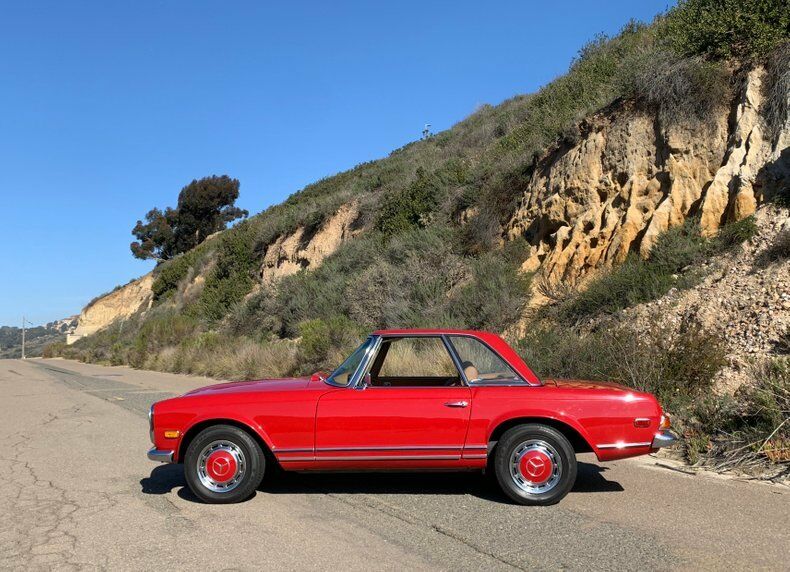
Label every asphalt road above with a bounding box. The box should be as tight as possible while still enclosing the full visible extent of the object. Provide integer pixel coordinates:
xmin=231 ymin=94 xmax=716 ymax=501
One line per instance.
xmin=1 ymin=358 xmax=788 ymax=571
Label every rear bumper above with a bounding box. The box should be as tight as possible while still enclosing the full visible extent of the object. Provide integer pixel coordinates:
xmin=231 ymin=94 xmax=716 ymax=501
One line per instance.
xmin=651 ymin=430 xmax=679 ymax=449
xmin=147 ymin=448 xmax=175 ymax=463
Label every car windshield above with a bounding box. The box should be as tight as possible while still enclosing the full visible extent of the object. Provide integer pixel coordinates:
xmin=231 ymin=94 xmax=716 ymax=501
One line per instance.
xmin=326 ymin=337 xmax=372 ymax=387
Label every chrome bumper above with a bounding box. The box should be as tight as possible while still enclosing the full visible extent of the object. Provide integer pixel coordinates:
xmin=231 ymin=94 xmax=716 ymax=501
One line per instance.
xmin=147 ymin=448 xmax=175 ymax=463
xmin=651 ymin=430 xmax=679 ymax=449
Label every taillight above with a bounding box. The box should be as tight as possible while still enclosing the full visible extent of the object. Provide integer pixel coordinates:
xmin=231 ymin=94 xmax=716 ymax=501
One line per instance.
xmin=659 ymin=414 xmax=671 ymax=430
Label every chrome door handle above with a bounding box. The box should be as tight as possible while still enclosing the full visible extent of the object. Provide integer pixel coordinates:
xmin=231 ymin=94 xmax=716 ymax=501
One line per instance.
xmin=444 ymin=401 xmax=469 ymax=408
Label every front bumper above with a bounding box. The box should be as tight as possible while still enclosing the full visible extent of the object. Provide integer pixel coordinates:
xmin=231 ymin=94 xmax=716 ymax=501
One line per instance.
xmin=651 ymin=430 xmax=679 ymax=449
xmin=147 ymin=448 xmax=175 ymax=463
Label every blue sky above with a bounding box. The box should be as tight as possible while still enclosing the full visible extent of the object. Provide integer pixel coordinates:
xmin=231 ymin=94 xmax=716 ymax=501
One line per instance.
xmin=0 ymin=0 xmax=672 ymax=326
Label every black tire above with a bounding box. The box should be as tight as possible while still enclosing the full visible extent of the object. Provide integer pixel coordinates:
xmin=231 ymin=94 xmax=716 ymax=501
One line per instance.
xmin=184 ymin=424 xmax=265 ymax=504
xmin=493 ymin=424 xmax=577 ymax=506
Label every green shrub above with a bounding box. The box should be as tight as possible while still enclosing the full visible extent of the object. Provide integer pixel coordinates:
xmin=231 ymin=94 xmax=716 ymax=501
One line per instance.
xmin=297 ymin=315 xmax=363 ymax=373
xmin=663 ymin=0 xmax=790 ymax=60
xmin=715 ymin=215 xmax=758 ymax=250
xmin=129 ymin=309 xmax=200 ymax=367
xmin=516 ymin=318 xmax=726 ymax=410
xmin=375 ymin=168 xmax=443 ymax=236
xmin=198 ymin=221 xmax=258 ymax=322
xmin=449 ymin=244 xmax=532 ymax=331
xmin=151 ymin=246 xmax=209 ymax=300
xmin=554 ymin=217 xmax=757 ymax=323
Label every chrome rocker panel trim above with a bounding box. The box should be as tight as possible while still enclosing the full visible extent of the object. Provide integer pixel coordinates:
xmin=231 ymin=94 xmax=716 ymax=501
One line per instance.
xmin=147 ymin=447 xmax=175 ymax=463
xmin=596 ymin=441 xmax=652 ymax=449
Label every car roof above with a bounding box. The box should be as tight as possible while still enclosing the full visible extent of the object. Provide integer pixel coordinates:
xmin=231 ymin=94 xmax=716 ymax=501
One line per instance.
xmin=372 ymin=328 xmax=488 ymax=336
xmin=370 ymin=329 xmax=541 ymax=385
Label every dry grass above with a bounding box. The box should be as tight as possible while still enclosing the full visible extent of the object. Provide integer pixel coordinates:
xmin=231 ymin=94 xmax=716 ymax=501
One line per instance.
xmin=379 ymin=339 xmax=457 ymax=377
xmin=148 ymin=335 xmax=298 ymax=380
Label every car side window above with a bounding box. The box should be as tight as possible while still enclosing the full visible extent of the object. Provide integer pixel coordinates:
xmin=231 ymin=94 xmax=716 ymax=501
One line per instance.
xmin=369 ymin=337 xmax=461 ymax=387
xmin=448 ymin=336 xmax=522 ymax=384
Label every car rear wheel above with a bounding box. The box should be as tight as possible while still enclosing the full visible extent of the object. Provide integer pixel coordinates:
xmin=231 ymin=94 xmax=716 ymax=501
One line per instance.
xmin=184 ymin=425 xmax=265 ymax=504
xmin=494 ymin=424 xmax=577 ymax=506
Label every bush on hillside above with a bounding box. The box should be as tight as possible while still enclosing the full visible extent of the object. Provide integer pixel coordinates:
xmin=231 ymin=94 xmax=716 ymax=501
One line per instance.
xmin=297 ymin=315 xmax=363 ymax=373
xmin=631 ymin=53 xmax=731 ymax=124
xmin=198 ymin=221 xmax=258 ymax=322
xmin=375 ymin=168 xmax=443 ymax=236
xmin=516 ymin=318 xmax=726 ymax=410
xmin=684 ymin=357 xmax=789 ymax=471
xmin=663 ymin=0 xmax=790 ymax=60
xmin=553 ymin=217 xmax=757 ymax=324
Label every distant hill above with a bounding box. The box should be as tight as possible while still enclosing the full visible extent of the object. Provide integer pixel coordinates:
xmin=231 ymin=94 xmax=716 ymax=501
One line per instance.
xmin=0 ymin=317 xmax=78 ymax=359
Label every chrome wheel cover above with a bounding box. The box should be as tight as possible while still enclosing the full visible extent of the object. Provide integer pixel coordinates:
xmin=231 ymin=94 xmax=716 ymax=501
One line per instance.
xmin=509 ymin=439 xmax=562 ymax=495
xmin=196 ymin=440 xmax=246 ymax=493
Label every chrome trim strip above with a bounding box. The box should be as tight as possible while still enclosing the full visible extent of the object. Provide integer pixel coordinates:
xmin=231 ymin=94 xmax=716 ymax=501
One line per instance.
xmin=596 ymin=441 xmax=652 ymax=449
xmin=147 ymin=447 xmax=174 ymax=463
xmin=276 ymin=445 xmax=486 ymax=456
xmin=313 ymin=455 xmax=460 ymax=461
xmin=651 ymin=430 xmax=678 ymax=448
xmin=316 ymin=445 xmax=463 ymax=452
xmin=278 ymin=457 xmax=314 ymax=462
xmin=461 ymin=454 xmax=488 ymax=459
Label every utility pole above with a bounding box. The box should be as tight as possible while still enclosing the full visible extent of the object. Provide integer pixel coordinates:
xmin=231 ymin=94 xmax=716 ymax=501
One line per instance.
xmin=21 ymin=316 xmax=33 ymax=359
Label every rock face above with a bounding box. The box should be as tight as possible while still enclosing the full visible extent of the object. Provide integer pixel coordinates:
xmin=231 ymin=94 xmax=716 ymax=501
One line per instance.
xmin=507 ymin=67 xmax=789 ymax=286
xmin=69 ymin=274 xmax=154 ymax=343
xmin=608 ymin=204 xmax=790 ymax=392
xmin=260 ymin=202 xmax=360 ymax=284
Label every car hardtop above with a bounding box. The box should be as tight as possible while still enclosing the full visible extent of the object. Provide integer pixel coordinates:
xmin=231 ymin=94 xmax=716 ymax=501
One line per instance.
xmin=367 ymin=329 xmax=542 ymax=386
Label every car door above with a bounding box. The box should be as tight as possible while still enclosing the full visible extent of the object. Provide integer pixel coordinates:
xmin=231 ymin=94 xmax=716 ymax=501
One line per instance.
xmin=314 ymin=335 xmax=472 ymax=465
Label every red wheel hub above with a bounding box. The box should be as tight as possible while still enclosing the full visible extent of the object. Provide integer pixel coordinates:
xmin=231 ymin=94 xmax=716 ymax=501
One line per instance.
xmin=518 ymin=449 xmax=553 ymax=484
xmin=205 ymin=450 xmax=238 ymax=483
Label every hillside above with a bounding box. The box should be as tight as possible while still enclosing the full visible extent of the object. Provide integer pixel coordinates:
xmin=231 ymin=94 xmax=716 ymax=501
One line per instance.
xmin=0 ymin=316 xmax=77 ymax=359
xmin=52 ymin=1 xmax=790 ymax=476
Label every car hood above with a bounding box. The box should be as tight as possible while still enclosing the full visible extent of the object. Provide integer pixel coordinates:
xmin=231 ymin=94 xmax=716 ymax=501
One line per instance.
xmin=545 ymin=378 xmax=632 ymax=392
xmin=182 ymin=377 xmax=311 ymax=397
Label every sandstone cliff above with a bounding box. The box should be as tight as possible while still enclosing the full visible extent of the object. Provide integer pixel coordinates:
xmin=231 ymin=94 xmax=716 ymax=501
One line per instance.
xmin=260 ymin=202 xmax=361 ymax=284
xmin=507 ymin=67 xmax=789 ymax=286
xmin=69 ymin=274 xmax=154 ymax=342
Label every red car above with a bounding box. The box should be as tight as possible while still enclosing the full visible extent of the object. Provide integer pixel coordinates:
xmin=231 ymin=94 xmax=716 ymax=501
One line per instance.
xmin=148 ymin=329 xmax=676 ymax=505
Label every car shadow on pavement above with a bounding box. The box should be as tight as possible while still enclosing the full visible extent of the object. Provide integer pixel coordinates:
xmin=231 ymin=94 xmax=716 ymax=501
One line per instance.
xmin=140 ymin=464 xmax=202 ymax=503
xmin=140 ymin=461 xmax=622 ymax=504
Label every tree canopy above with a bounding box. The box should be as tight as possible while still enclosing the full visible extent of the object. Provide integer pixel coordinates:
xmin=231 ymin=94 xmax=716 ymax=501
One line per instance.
xmin=131 ymin=176 xmax=248 ymax=261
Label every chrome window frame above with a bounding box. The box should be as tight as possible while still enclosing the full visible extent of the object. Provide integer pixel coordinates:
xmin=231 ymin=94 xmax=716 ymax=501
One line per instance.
xmin=326 ymin=336 xmax=379 ymax=388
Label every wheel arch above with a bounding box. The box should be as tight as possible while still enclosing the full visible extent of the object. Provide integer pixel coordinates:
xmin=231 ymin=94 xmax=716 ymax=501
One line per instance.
xmin=177 ymin=418 xmax=276 ymax=465
xmin=487 ymin=416 xmax=594 ymax=455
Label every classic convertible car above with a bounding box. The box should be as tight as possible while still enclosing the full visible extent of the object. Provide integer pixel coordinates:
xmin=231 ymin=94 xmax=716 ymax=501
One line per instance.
xmin=148 ymin=329 xmax=676 ymax=505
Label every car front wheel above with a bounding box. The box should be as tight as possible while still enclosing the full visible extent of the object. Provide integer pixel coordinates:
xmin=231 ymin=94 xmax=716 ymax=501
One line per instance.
xmin=184 ymin=424 xmax=265 ymax=504
xmin=494 ymin=424 xmax=577 ymax=506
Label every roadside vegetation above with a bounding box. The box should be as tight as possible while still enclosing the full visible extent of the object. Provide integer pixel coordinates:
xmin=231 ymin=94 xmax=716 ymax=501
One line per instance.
xmin=50 ymin=0 xmax=790 ymax=477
